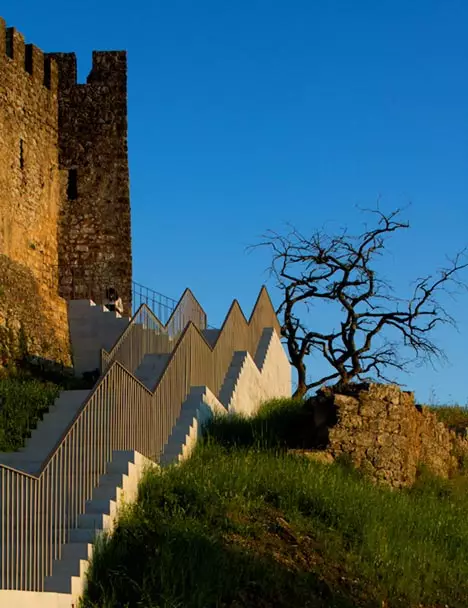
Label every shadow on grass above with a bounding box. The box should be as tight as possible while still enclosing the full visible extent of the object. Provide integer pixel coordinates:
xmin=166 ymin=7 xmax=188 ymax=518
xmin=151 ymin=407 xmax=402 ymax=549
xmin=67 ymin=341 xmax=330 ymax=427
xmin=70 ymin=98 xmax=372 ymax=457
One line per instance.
xmin=81 ymin=505 xmax=364 ymax=608
xmin=0 ymin=364 xmax=97 ymax=452
xmin=203 ymin=397 xmax=337 ymax=451
xmin=0 ymin=374 xmax=60 ymax=451
xmin=81 ymin=443 xmax=468 ymax=608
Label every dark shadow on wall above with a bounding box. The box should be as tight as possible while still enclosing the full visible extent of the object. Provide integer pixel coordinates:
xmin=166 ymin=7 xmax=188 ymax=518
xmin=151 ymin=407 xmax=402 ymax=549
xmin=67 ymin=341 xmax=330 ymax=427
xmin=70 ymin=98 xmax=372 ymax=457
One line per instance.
xmin=0 ymin=254 xmax=71 ymax=371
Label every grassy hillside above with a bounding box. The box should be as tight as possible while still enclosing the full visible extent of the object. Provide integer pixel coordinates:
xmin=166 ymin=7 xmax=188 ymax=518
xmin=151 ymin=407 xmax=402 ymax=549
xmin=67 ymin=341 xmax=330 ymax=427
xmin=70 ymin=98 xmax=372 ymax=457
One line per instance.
xmin=81 ymin=399 xmax=468 ymax=608
xmin=0 ymin=373 xmax=60 ymax=451
xmin=0 ymin=365 xmax=94 ymax=452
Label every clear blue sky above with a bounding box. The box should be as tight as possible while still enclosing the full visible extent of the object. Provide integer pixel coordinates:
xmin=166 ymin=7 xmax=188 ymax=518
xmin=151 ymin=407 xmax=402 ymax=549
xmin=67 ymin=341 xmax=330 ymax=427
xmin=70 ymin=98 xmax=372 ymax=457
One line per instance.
xmin=5 ymin=1 xmax=468 ymax=404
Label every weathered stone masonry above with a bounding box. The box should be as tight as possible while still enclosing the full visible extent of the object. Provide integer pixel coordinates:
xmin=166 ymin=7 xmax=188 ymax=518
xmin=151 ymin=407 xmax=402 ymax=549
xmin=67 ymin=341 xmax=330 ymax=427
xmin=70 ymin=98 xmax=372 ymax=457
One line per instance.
xmin=50 ymin=51 xmax=132 ymax=311
xmin=0 ymin=19 xmax=61 ymax=291
xmin=0 ymin=16 xmax=132 ymax=366
xmin=323 ymin=383 xmax=468 ymax=488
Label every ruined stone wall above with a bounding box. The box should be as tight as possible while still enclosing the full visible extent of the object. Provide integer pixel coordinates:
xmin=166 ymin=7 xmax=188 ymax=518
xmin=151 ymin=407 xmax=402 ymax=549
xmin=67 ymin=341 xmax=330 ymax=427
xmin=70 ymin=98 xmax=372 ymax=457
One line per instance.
xmin=0 ymin=19 xmax=70 ymax=366
xmin=50 ymin=51 xmax=132 ymax=314
xmin=326 ymin=384 xmax=468 ymax=488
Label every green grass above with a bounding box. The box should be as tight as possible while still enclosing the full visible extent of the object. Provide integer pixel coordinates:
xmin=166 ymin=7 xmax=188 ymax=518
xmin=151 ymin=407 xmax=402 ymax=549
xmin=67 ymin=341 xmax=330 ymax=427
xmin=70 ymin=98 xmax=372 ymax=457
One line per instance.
xmin=202 ymin=397 xmax=318 ymax=450
xmin=0 ymin=359 xmax=98 ymax=453
xmin=430 ymin=404 xmax=468 ymax=435
xmin=0 ymin=373 xmax=60 ymax=451
xmin=81 ymin=400 xmax=468 ymax=608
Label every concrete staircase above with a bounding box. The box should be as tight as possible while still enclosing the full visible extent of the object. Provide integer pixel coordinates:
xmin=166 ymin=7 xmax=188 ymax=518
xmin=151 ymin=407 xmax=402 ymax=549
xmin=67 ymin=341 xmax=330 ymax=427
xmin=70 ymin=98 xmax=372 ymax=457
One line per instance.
xmin=160 ymin=387 xmax=227 ymax=466
xmin=36 ymin=327 xmax=287 ymax=603
xmin=134 ymin=353 xmax=171 ymax=390
xmin=68 ymin=300 xmax=131 ymax=377
xmin=134 ymin=328 xmax=220 ymax=390
xmin=0 ymin=288 xmax=292 ymax=607
xmin=44 ymin=450 xmax=156 ymax=602
xmin=0 ymin=390 xmax=90 ymax=474
xmin=132 ymin=328 xmax=221 ymax=391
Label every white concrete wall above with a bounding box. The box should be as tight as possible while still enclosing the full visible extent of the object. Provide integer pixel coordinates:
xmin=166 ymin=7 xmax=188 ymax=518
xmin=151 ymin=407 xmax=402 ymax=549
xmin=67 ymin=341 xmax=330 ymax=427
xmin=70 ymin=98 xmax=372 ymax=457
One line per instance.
xmin=161 ymin=330 xmax=292 ymax=465
xmin=220 ymin=328 xmax=291 ymax=416
xmin=0 ymin=590 xmax=73 ymax=608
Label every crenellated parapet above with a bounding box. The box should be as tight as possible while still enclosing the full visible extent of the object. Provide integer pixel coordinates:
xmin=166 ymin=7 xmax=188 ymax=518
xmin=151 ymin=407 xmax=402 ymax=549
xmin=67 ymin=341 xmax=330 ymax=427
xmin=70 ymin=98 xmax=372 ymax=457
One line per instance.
xmin=48 ymin=51 xmax=132 ymax=313
xmin=0 ymin=17 xmax=58 ymax=93
xmin=48 ymin=49 xmax=127 ymax=90
xmin=0 ymin=13 xmax=132 ymax=361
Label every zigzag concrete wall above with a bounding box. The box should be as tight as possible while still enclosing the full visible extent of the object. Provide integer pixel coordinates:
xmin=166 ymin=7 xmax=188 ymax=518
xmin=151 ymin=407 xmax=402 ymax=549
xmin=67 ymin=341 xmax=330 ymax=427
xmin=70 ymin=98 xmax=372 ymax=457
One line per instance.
xmin=219 ymin=327 xmax=291 ymax=416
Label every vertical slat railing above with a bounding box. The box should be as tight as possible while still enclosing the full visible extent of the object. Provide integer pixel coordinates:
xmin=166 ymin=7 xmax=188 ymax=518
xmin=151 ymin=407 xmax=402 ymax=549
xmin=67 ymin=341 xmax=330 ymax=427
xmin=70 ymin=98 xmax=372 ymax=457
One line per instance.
xmin=101 ymin=289 xmax=207 ymax=375
xmin=0 ymin=287 xmax=278 ymax=591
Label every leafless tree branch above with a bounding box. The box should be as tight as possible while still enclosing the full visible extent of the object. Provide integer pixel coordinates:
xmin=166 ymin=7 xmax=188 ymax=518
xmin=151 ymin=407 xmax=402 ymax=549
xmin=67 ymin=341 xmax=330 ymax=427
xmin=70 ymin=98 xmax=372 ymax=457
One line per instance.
xmin=253 ymin=208 xmax=468 ymax=397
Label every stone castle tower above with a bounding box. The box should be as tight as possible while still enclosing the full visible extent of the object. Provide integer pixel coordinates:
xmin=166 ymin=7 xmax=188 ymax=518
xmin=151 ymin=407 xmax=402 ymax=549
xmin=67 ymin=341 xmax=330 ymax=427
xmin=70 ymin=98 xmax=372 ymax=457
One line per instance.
xmin=0 ymin=17 xmax=132 ymax=365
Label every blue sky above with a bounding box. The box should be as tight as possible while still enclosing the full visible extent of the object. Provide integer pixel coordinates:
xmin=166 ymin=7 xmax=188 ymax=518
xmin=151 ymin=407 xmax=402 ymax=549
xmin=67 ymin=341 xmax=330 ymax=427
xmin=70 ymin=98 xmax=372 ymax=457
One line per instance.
xmin=5 ymin=1 xmax=468 ymax=403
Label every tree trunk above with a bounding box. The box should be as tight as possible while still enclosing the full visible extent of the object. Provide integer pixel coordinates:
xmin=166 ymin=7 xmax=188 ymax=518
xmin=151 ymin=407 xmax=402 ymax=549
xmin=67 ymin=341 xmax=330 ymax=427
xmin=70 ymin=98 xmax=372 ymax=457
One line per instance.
xmin=292 ymin=359 xmax=308 ymax=398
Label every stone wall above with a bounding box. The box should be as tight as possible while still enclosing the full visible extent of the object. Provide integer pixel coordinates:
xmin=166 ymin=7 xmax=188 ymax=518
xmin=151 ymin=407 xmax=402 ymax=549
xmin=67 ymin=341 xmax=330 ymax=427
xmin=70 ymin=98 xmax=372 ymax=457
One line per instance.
xmin=324 ymin=383 xmax=468 ymax=488
xmin=0 ymin=18 xmax=61 ymax=290
xmin=50 ymin=51 xmax=132 ymax=314
xmin=0 ymin=20 xmax=70 ymax=367
xmin=0 ymin=255 xmax=71 ymax=367
xmin=0 ymin=15 xmax=132 ymax=369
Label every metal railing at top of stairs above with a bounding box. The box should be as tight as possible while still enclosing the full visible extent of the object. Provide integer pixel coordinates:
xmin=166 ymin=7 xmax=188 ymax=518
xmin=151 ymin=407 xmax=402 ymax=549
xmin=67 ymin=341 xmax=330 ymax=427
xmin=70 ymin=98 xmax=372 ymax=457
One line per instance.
xmin=101 ymin=289 xmax=207 ymax=375
xmin=131 ymin=281 xmax=177 ymax=320
xmin=0 ymin=286 xmax=279 ymax=592
xmin=47 ymin=263 xmax=180 ymax=323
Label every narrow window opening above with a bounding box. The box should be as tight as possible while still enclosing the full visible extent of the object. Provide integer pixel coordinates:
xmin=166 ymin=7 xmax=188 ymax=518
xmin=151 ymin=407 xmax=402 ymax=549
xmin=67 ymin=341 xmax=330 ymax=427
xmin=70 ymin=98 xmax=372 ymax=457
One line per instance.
xmin=67 ymin=169 xmax=78 ymax=200
xmin=44 ymin=57 xmax=51 ymax=89
xmin=25 ymin=44 xmax=33 ymax=74
xmin=5 ymin=29 xmax=13 ymax=59
xmin=19 ymin=139 xmax=24 ymax=170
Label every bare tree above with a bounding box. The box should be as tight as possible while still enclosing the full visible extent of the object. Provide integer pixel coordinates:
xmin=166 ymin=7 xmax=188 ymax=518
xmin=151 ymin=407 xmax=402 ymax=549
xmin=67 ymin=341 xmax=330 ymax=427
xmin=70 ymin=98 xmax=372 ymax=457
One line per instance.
xmin=257 ymin=208 xmax=468 ymax=397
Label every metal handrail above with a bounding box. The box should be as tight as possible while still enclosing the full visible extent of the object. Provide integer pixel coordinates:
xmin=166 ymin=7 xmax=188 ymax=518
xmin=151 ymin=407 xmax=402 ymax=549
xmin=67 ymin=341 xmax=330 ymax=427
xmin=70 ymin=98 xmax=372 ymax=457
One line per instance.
xmin=101 ymin=288 xmax=207 ymax=374
xmin=45 ymin=264 xmax=180 ymax=320
xmin=0 ymin=286 xmax=279 ymax=591
xmin=132 ymin=281 xmax=177 ymax=319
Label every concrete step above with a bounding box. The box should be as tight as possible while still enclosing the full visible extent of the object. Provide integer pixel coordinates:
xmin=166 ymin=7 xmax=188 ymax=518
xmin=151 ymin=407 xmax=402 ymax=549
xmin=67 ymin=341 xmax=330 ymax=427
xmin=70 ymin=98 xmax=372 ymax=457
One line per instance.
xmin=106 ymin=455 xmax=139 ymax=475
xmin=78 ymin=512 xmax=111 ymax=530
xmin=91 ymin=482 xmax=125 ymax=504
xmin=84 ymin=498 xmax=117 ymax=515
xmin=69 ymin=300 xmax=129 ymax=376
xmin=44 ymin=572 xmax=81 ymax=595
xmin=0 ymin=452 xmax=43 ymax=472
xmin=69 ymin=527 xmax=102 ymax=543
xmin=134 ymin=353 xmax=170 ymax=389
xmin=20 ymin=390 xmax=90 ymax=457
xmin=48 ymin=557 xmax=88 ymax=579
xmin=44 ymin=451 xmax=156 ymax=598
xmin=59 ymin=542 xmax=94 ymax=562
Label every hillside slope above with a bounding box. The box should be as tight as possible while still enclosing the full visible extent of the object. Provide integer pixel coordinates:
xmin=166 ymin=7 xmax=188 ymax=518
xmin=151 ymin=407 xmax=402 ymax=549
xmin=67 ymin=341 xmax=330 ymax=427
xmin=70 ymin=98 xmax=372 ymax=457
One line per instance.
xmin=81 ymin=399 xmax=468 ymax=608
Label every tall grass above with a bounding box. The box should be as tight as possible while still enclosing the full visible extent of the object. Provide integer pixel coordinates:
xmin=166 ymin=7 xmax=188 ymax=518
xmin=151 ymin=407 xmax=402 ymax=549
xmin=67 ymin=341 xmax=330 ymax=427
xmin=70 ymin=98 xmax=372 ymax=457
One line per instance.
xmin=203 ymin=397 xmax=315 ymax=450
xmin=430 ymin=404 xmax=468 ymax=435
xmin=0 ymin=374 xmax=60 ymax=451
xmin=81 ymin=401 xmax=468 ymax=608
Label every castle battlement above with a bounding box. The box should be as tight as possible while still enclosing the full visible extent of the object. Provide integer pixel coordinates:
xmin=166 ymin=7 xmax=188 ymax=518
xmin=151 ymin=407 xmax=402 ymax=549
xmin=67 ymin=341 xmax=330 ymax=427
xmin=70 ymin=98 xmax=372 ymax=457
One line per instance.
xmin=47 ymin=50 xmax=127 ymax=91
xmin=0 ymin=17 xmax=58 ymax=92
xmin=0 ymin=14 xmax=132 ymax=363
